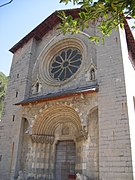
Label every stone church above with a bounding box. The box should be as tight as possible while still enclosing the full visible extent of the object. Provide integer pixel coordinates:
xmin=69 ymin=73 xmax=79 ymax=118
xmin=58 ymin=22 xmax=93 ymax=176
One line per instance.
xmin=0 ymin=8 xmax=135 ymax=180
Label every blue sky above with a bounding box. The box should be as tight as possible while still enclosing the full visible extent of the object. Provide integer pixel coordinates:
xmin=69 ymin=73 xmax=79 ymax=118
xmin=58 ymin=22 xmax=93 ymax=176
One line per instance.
xmin=0 ymin=0 xmax=135 ymax=76
xmin=0 ymin=0 xmax=77 ymax=75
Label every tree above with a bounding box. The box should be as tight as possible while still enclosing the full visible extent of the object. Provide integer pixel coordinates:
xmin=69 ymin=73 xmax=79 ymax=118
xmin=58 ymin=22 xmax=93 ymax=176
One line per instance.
xmin=59 ymin=0 xmax=135 ymax=43
xmin=0 ymin=72 xmax=8 ymax=118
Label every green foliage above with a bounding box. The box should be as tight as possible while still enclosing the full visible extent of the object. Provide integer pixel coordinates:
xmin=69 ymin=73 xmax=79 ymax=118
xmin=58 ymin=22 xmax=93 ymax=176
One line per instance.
xmin=59 ymin=0 xmax=135 ymax=42
xmin=0 ymin=72 xmax=8 ymax=118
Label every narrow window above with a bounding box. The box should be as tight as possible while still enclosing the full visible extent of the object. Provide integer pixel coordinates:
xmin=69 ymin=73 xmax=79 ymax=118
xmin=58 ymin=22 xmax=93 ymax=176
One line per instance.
xmin=10 ymin=142 xmax=14 ymax=169
xmin=36 ymin=82 xmax=39 ymax=93
xmin=90 ymin=68 xmax=95 ymax=80
xmin=0 ymin=155 xmax=2 ymax=161
xmin=12 ymin=115 xmax=15 ymax=122
xmin=17 ymin=74 xmax=19 ymax=78
xmin=15 ymin=91 xmax=18 ymax=97
xmin=133 ymin=97 xmax=135 ymax=111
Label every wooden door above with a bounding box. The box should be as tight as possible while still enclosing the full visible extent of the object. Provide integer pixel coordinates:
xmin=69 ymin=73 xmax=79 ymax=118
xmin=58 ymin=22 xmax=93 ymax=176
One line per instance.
xmin=55 ymin=140 xmax=76 ymax=180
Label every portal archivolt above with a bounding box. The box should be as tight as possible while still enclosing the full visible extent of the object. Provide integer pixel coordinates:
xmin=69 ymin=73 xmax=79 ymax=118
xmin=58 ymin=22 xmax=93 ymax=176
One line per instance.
xmin=31 ymin=105 xmax=87 ymax=144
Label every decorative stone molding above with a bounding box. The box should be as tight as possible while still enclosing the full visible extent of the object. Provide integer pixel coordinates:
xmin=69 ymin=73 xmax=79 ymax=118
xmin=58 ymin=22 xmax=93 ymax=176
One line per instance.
xmin=31 ymin=134 xmax=55 ymax=144
xmin=36 ymin=38 xmax=86 ymax=86
xmin=62 ymin=124 xmax=70 ymax=135
xmin=76 ymin=126 xmax=88 ymax=142
xmin=31 ymin=105 xmax=89 ymax=143
xmin=32 ymin=105 xmax=82 ymax=135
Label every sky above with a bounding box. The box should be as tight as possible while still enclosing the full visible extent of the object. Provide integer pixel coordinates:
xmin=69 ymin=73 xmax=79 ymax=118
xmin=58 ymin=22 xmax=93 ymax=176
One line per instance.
xmin=0 ymin=0 xmax=135 ymax=76
xmin=0 ymin=0 xmax=77 ymax=76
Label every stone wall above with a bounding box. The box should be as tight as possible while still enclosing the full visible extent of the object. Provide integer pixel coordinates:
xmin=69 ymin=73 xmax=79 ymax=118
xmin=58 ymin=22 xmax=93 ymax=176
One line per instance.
xmin=97 ymin=28 xmax=134 ymax=179
xmin=0 ymin=38 xmax=38 ymax=179
xmin=18 ymin=94 xmax=98 ymax=179
xmin=0 ymin=12 xmax=135 ymax=180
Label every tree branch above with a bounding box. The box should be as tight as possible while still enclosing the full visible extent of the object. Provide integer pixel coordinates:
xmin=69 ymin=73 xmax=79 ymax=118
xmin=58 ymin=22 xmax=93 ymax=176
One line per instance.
xmin=0 ymin=0 xmax=14 ymax=8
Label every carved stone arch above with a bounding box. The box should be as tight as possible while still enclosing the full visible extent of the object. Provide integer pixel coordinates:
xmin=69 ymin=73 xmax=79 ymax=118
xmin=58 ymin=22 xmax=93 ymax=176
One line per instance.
xmin=22 ymin=116 xmax=30 ymax=125
xmin=32 ymin=105 xmax=81 ymax=134
xmin=21 ymin=117 xmax=29 ymax=134
xmin=87 ymin=106 xmax=98 ymax=128
xmin=85 ymin=106 xmax=99 ymax=178
xmin=88 ymin=106 xmax=98 ymax=116
xmin=19 ymin=118 xmax=31 ymax=174
xmin=31 ymin=105 xmax=87 ymax=143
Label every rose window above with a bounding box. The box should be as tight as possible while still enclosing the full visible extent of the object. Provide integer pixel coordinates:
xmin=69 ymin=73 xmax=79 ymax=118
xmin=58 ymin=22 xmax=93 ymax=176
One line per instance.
xmin=50 ymin=48 xmax=82 ymax=81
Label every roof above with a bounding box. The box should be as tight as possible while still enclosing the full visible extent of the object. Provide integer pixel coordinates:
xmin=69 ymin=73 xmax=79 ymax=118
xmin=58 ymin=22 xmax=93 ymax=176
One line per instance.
xmin=124 ymin=19 xmax=135 ymax=60
xmin=15 ymin=84 xmax=98 ymax=106
xmin=9 ymin=8 xmax=80 ymax=53
xmin=9 ymin=8 xmax=135 ymax=57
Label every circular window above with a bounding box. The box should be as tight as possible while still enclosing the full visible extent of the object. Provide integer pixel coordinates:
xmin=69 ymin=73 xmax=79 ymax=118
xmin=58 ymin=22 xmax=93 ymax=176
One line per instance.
xmin=49 ymin=48 xmax=82 ymax=81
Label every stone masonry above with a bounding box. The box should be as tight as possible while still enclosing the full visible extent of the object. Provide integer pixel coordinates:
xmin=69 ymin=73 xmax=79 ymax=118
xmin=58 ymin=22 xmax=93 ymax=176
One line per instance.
xmin=0 ymin=8 xmax=135 ymax=180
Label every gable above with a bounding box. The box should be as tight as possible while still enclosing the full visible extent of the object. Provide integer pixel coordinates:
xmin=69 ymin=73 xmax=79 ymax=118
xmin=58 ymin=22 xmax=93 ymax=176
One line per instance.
xmin=9 ymin=8 xmax=80 ymax=53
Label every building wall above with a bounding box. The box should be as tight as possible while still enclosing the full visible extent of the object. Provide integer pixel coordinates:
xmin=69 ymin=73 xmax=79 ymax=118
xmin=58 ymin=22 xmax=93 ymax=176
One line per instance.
xmin=97 ymin=29 xmax=134 ymax=179
xmin=119 ymin=28 xmax=135 ymax=179
xmin=19 ymin=94 xmax=98 ymax=179
xmin=0 ymin=38 xmax=38 ymax=179
xmin=31 ymin=24 xmax=97 ymax=96
xmin=0 ymin=16 xmax=135 ymax=180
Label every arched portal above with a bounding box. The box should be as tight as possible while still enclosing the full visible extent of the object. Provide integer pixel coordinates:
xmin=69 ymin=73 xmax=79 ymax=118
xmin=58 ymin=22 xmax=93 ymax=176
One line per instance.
xmin=29 ymin=105 xmax=87 ymax=179
xmin=32 ymin=105 xmax=86 ymax=144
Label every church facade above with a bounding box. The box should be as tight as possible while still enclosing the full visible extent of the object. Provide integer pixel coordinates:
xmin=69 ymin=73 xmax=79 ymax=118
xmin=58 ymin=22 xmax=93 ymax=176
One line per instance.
xmin=0 ymin=9 xmax=135 ymax=180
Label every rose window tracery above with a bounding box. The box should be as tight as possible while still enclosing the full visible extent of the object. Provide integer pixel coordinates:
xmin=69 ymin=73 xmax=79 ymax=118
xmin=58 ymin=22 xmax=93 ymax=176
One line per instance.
xmin=49 ymin=48 xmax=82 ymax=81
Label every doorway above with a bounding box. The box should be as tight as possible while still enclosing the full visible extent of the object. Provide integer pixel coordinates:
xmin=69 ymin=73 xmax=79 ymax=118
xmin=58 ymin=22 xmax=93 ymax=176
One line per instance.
xmin=55 ymin=140 xmax=76 ymax=180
